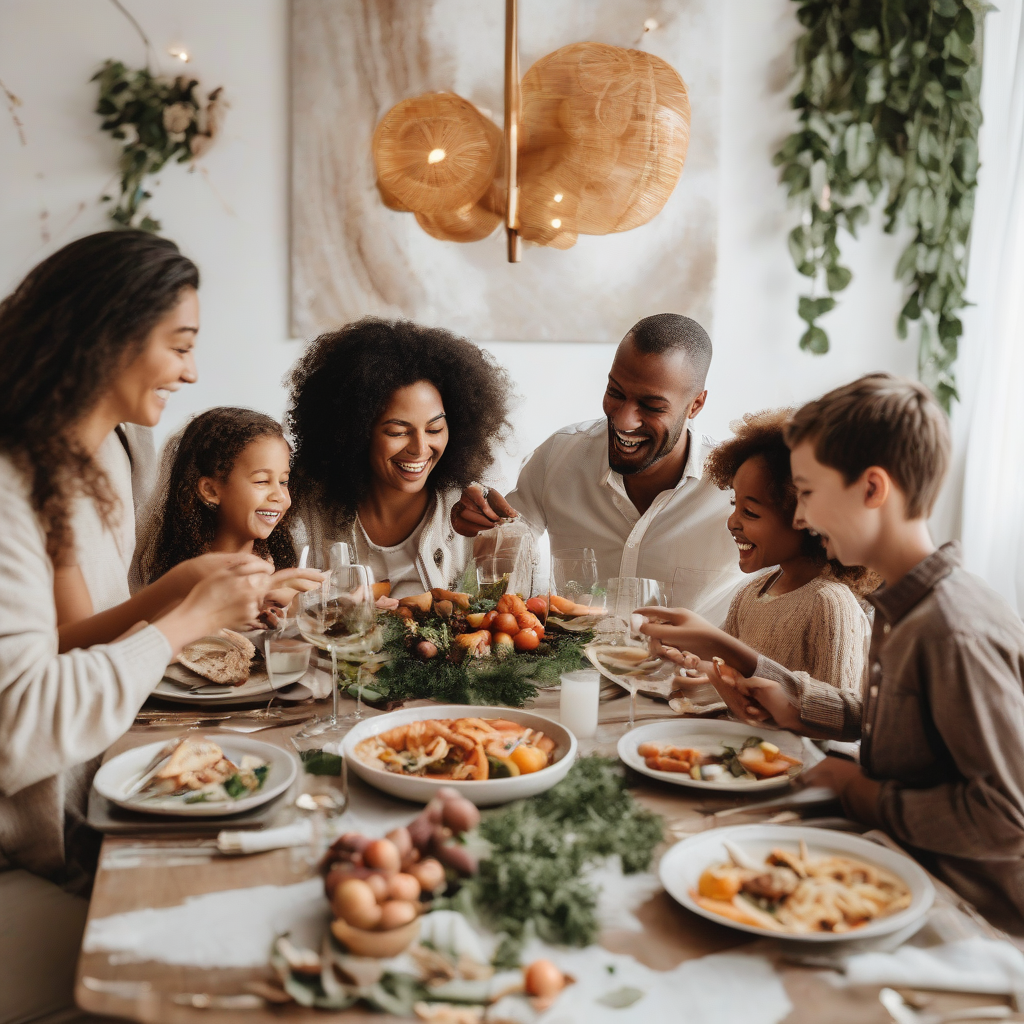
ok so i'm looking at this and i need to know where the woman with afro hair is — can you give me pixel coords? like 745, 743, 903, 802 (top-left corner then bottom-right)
286, 318, 514, 598
700, 408, 874, 693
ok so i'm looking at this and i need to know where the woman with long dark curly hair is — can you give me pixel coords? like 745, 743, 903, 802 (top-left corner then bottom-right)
700, 408, 874, 693
287, 317, 513, 597
0, 231, 292, 1020
138, 408, 297, 585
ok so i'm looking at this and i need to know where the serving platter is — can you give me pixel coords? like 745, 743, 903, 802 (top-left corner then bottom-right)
659, 823, 934, 942
618, 719, 809, 792
342, 704, 576, 806
92, 735, 297, 817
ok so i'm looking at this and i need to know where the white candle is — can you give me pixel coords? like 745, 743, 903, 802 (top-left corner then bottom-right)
559, 669, 600, 738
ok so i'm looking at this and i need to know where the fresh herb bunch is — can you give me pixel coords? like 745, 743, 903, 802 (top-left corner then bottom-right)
92, 59, 223, 231
368, 613, 591, 708
454, 758, 663, 965
775, 0, 985, 409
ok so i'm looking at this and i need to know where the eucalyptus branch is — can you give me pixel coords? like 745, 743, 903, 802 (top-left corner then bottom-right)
774, 0, 987, 411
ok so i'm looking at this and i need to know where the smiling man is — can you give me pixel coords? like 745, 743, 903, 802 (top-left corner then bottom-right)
452, 314, 742, 623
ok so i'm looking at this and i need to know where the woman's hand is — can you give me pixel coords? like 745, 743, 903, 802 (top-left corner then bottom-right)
637, 606, 761, 677
450, 484, 519, 537
154, 558, 275, 655
164, 551, 266, 598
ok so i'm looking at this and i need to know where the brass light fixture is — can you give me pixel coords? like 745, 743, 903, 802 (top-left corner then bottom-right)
372, 0, 691, 263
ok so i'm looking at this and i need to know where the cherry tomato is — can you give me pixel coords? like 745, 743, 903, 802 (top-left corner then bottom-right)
526, 596, 548, 620
494, 613, 520, 636
513, 628, 541, 652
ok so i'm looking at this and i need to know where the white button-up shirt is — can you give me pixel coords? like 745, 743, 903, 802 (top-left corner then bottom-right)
507, 419, 744, 624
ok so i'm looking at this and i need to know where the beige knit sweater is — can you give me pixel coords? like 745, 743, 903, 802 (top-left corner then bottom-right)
0, 454, 170, 882
724, 570, 870, 692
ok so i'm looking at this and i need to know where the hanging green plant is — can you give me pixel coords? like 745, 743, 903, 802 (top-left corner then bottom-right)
93, 59, 224, 232
774, 0, 986, 410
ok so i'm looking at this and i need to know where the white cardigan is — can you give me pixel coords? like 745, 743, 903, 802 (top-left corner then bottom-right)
0, 454, 170, 879
296, 487, 474, 593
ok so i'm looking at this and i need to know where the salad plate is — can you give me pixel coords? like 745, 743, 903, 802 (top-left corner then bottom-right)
93, 734, 297, 817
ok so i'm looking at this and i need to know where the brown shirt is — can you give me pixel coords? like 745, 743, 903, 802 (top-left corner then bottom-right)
755, 543, 1024, 934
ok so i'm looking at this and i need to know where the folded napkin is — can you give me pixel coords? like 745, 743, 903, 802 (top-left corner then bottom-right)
218, 819, 312, 855
839, 936, 1024, 995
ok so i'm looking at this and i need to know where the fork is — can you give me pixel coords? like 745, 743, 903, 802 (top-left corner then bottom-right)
879, 988, 1014, 1024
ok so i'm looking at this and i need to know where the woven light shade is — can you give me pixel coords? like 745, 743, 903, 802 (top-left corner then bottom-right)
415, 202, 502, 243
373, 93, 502, 216
517, 43, 690, 244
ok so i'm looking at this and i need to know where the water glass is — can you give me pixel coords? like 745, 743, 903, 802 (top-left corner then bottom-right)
559, 669, 601, 738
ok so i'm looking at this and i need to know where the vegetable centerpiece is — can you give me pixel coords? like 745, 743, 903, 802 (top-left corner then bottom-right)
362, 584, 593, 708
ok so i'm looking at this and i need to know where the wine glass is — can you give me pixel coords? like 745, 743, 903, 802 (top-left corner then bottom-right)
296, 564, 377, 731
298, 540, 350, 572
590, 577, 670, 729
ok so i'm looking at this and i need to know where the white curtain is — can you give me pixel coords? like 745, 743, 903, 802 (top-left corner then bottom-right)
957, 0, 1024, 613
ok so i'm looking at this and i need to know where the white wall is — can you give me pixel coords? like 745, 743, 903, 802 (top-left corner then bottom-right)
1, 0, 917, 494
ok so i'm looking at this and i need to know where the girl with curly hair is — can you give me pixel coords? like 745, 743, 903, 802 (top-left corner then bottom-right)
287, 317, 513, 598
699, 408, 873, 693
138, 408, 297, 586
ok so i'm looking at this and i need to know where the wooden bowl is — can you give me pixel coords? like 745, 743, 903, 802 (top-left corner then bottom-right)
330, 916, 421, 958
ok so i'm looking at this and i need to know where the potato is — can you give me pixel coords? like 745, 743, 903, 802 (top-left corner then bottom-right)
365, 872, 389, 903
524, 959, 566, 998
434, 600, 454, 619
430, 588, 471, 610
408, 811, 434, 851
511, 744, 548, 774
697, 866, 742, 902
415, 640, 438, 661
387, 872, 421, 902
333, 878, 382, 929
441, 797, 481, 834
371, 581, 392, 600
363, 838, 401, 874
378, 899, 418, 930
434, 841, 478, 877
409, 857, 446, 892
385, 826, 413, 860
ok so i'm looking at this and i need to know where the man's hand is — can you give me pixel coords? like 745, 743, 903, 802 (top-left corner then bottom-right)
451, 484, 519, 538
637, 607, 760, 676
805, 757, 883, 828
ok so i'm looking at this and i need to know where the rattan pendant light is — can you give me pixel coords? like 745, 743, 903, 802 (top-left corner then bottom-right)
372, 0, 690, 263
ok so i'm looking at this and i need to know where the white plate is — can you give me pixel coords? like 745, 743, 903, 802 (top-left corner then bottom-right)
618, 719, 807, 792
659, 824, 934, 942
155, 665, 312, 706
93, 735, 298, 817
343, 705, 576, 806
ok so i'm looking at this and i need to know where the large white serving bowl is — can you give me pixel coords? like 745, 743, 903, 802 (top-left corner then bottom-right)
618, 718, 808, 792
343, 705, 576, 807
93, 735, 297, 817
659, 823, 934, 942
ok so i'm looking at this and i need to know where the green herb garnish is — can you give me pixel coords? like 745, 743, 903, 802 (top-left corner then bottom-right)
299, 750, 344, 777
449, 758, 663, 965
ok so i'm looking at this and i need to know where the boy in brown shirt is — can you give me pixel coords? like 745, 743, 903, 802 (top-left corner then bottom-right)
641, 374, 1024, 934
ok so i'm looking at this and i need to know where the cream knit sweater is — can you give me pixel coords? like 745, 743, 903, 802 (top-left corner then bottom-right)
0, 454, 170, 881
724, 570, 870, 692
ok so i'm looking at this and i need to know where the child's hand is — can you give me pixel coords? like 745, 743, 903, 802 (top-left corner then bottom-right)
804, 757, 882, 827
269, 567, 326, 593
666, 650, 774, 725
730, 672, 802, 732
636, 607, 760, 676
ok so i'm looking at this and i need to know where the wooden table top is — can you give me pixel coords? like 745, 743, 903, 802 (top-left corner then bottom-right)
75, 690, 1016, 1024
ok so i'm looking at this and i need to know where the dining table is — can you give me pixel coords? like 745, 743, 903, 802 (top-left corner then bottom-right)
75, 683, 1023, 1024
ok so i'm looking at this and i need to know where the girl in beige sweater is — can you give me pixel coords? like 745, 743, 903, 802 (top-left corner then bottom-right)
704, 410, 872, 692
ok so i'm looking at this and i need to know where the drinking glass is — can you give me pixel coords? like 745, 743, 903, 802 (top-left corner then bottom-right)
548, 548, 604, 628
559, 669, 601, 739
593, 577, 670, 729
296, 564, 377, 729
298, 540, 351, 572
476, 556, 516, 604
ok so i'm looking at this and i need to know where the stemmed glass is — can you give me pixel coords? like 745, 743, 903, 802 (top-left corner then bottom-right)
296, 564, 377, 732
587, 577, 672, 729
298, 540, 350, 572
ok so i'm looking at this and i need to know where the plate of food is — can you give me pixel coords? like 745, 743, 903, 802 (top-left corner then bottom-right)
659, 824, 934, 941
618, 719, 808, 791
155, 631, 314, 705
93, 735, 297, 816
343, 705, 577, 806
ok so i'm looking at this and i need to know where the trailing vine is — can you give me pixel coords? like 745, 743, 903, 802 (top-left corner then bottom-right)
774, 0, 986, 410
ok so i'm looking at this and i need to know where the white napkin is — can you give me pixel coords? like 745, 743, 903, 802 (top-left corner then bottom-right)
839, 936, 1024, 995
217, 819, 312, 854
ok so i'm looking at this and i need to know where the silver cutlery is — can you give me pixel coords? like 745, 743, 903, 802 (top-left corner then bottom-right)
713, 785, 839, 818
880, 988, 1013, 1024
